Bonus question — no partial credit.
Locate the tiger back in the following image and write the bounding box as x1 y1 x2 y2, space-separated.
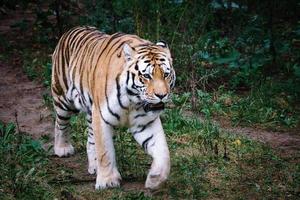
51 26 175 190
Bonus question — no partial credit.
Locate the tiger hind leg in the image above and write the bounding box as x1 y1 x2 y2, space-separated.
53 97 76 157
86 114 97 174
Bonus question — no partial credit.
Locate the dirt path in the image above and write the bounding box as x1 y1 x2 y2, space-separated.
0 61 53 139
225 125 300 159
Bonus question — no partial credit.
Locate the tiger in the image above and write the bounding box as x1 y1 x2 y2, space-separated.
51 26 175 190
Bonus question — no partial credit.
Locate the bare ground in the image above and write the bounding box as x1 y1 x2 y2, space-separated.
0 61 53 139
224 124 300 159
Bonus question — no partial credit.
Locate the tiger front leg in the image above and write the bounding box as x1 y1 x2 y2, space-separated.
132 118 170 189
92 106 121 189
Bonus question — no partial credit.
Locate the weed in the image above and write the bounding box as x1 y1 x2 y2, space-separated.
69 113 88 152
196 83 299 129
0 121 54 199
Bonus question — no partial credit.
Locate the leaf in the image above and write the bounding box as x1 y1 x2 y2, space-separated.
293 64 300 77
212 49 240 64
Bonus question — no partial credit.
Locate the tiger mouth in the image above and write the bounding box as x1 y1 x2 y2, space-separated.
144 102 165 112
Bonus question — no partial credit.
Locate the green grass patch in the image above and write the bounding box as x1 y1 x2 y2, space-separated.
196 83 299 129
22 50 52 87
0 122 54 199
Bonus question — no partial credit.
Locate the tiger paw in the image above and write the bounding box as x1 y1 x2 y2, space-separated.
95 169 121 189
145 172 167 189
88 162 97 175
145 162 170 189
54 144 75 157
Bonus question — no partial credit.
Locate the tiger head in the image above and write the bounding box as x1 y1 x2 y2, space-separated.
123 41 175 111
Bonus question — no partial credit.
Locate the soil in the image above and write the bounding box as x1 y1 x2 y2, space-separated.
223 121 300 160
0 61 53 139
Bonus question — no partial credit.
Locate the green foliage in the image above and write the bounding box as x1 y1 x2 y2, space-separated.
22 50 52 87
70 113 88 152
114 129 150 179
0 122 53 199
196 83 299 128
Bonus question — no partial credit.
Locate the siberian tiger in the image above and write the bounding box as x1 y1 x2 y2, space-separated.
51 26 175 189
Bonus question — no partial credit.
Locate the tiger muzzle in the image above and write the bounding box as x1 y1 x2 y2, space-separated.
144 102 165 112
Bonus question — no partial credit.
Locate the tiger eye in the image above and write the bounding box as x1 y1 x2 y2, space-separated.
164 72 170 78
143 74 151 79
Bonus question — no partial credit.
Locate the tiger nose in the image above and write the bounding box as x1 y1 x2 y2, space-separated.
155 93 167 99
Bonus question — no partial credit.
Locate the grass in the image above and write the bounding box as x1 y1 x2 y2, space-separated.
0 122 54 199
1 103 299 199
195 83 299 130
22 50 52 87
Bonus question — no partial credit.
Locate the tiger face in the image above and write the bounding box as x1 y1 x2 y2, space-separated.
123 42 175 111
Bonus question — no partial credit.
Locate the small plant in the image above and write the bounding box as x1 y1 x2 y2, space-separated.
0 121 54 199
69 113 88 151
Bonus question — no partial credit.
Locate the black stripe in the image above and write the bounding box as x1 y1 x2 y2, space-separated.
52 85 61 96
142 135 153 150
91 35 109 82
134 113 147 118
89 142 95 145
87 107 92 116
59 94 78 113
126 71 130 85
131 73 143 89
78 50 89 94
53 99 68 111
57 120 69 126
104 70 120 121
106 102 120 120
137 50 149 54
114 40 130 56
126 88 139 96
86 41 100 81
60 50 68 91
116 74 128 110
88 95 93 105
57 113 71 121
72 30 97 53
136 43 152 47
58 125 68 131
95 33 124 66
99 109 115 127
105 37 124 57
69 28 90 50
132 119 156 135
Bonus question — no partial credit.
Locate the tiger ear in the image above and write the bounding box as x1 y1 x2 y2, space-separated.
156 40 171 58
156 41 168 48
123 43 134 62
